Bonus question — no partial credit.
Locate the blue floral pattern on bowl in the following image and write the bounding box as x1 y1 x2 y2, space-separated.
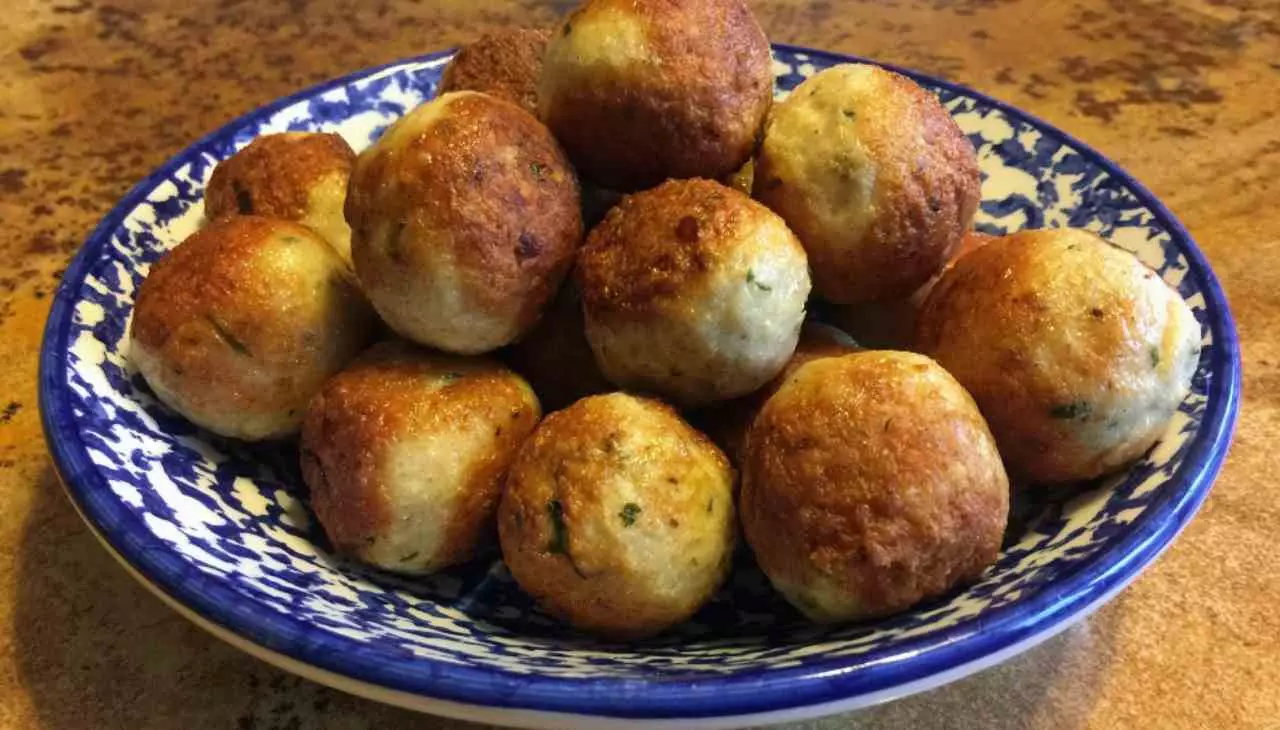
38 45 1240 726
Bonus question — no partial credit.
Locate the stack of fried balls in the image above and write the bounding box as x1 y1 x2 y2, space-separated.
129 0 1200 638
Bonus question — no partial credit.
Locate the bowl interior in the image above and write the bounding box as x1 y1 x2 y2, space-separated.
42 46 1233 716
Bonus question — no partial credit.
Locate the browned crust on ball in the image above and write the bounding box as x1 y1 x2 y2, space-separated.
698 321 861 466
301 340 541 564
347 92 583 337
498 394 734 638
575 178 796 317
130 216 373 431
755 68 980 303
503 283 612 411
439 28 551 114
539 0 773 190
741 352 1008 620
205 132 355 222
915 229 1172 483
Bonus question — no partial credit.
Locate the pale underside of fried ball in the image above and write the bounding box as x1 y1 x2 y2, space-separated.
301 340 541 574
916 227 1201 484
130 216 375 440
204 132 357 264
754 63 980 304
537 0 773 191
741 351 1009 623
498 392 736 639
347 91 583 355
576 178 811 406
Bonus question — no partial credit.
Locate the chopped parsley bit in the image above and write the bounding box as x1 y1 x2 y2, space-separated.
1150 347 1161 367
440 371 462 383
706 498 714 513
746 268 773 292
399 551 420 562
530 161 546 180
281 235 302 244
1049 401 1092 420
842 109 856 120
546 499 568 554
619 502 642 527
562 21 571 35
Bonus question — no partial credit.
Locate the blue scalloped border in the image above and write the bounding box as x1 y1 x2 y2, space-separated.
38 44 1240 720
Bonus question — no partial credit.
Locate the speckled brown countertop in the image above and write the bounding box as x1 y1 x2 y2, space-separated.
1 1 1277 728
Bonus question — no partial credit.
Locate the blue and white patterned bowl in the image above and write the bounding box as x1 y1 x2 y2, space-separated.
39 45 1240 728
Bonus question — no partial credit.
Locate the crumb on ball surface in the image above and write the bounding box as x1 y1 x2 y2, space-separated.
754 64 980 304
301 340 541 574
741 351 1009 623
916 227 1201 484
346 91 583 355
498 392 736 638
438 28 551 114
205 132 357 264
537 0 773 190
576 178 810 406
130 216 375 440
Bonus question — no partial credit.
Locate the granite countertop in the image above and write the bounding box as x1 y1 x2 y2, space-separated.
1 1 1276 728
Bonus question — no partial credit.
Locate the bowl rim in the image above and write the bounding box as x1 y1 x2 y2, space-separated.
38 43 1241 721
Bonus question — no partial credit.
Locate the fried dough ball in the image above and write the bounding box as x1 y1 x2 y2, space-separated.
830 230 994 349
538 0 773 191
130 217 375 440
498 393 736 638
301 341 541 574
754 64 980 304
346 91 582 354
699 321 860 466
741 351 1009 623
504 283 612 412
438 28 550 114
576 179 810 406
205 132 357 264
916 228 1201 484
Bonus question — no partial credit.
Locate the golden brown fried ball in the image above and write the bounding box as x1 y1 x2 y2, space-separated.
438 28 550 114
576 179 810 406
130 216 375 440
538 0 773 191
498 393 736 638
503 283 612 412
917 228 1201 484
205 132 357 264
699 321 860 466
347 91 583 354
830 230 995 349
301 340 541 574
754 64 980 304
741 351 1009 623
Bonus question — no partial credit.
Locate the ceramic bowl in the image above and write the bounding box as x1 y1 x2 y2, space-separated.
38 44 1240 729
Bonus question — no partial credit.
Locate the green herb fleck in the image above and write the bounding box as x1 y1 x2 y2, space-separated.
399 551 420 562
842 109 856 120
706 498 715 514
746 269 773 292
1049 401 1092 420
281 235 302 244
619 502 642 527
1149 347 1160 368
530 161 546 180
206 315 251 356
562 21 571 35
440 371 463 383
546 499 568 554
